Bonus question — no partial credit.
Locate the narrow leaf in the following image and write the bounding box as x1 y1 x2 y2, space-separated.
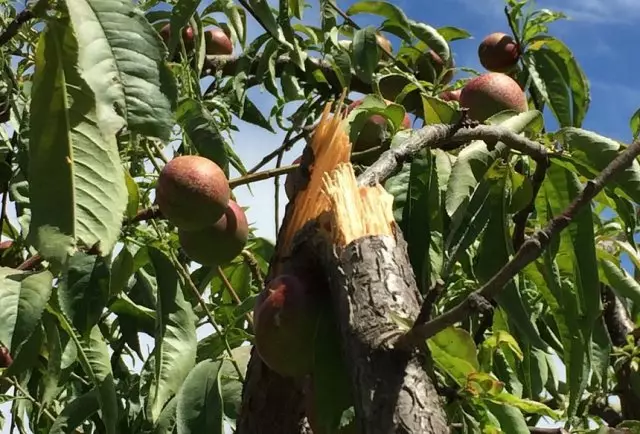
148 247 197 424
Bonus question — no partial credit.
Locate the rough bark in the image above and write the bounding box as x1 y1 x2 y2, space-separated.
237 347 311 434
602 285 640 422
289 227 449 434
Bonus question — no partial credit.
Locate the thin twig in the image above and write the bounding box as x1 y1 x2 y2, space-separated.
274 148 285 234
229 164 299 188
398 138 640 347
124 205 162 225
512 156 550 250
6 378 56 423
248 130 308 174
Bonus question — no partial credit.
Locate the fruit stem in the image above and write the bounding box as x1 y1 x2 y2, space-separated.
169 251 246 381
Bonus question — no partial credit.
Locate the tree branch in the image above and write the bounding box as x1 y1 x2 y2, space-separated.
397 138 640 347
512 157 549 250
203 53 373 95
0 9 35 47
358 120 550 187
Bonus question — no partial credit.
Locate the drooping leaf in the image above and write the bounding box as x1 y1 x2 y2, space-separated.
64 0 177 140
445 110 542 217
49 388 100 434
409 21 450 64
346 1 410 31
527 37 590 128
124 171 140 220
311 304 353 434
527 48 572 127
219 346 251 420
474 162 548 350
539 162 599 417
0 267 53 355
175 359 224 434
167 0 199 57
176 98 230 173
147 247 197 424
58 252 110 337
28 19 128 263
555 127 640 204
352 27 379 83
484 401 530 434
598 252 640 305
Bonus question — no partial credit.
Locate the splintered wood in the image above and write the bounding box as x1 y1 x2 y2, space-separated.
282 95 395 250
321 165 394 246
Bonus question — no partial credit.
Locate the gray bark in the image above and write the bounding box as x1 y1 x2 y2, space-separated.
287 222 449 434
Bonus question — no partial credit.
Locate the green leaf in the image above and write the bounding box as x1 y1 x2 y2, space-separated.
427 326 479 386
219 346 251 420
175 359 224 434
487 391 558 419
124 171 140 220
49 388 100 434
445 110 542 217
54 323 118 434
409 21 450 64
147 247 197 424
345 1 410 30
59 252 110 337
421 95 460 125
0 267 53 355
64 0 177 140
484 401 529 434
167 0 199 56
527 37 590 128
248 0 291 49
630 108 640 140
527 49 572 127
555 127 640 204
352 27 379 84
281 65 305 101
155 396 178 434
539 163 598 417
28 19 128 264
176 98 230 172
598 252 640 305
474 162 548 350
436 26 472 42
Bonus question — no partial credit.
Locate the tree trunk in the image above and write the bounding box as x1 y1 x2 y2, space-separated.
289 224 449 433
238 100 448 434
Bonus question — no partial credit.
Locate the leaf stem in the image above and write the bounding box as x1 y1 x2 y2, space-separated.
217 265 254 328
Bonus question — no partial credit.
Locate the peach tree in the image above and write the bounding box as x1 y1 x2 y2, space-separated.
0 0 639 433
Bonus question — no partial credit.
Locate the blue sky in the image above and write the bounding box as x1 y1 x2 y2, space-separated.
227 0 640 242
